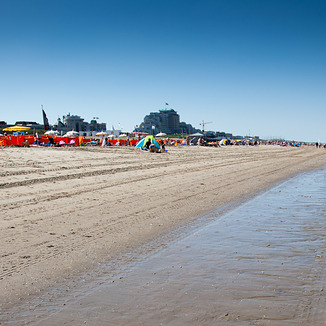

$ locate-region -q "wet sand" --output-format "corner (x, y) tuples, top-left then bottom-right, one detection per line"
(0, 145), (326, 323)
(5, 167), (325, 325)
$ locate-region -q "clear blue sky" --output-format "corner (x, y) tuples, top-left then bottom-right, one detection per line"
(1, 0), (325, 142)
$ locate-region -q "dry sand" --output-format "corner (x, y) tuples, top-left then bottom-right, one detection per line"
(1, 145), (326, 311)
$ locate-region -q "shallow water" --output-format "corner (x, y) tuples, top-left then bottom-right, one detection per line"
(2, 168), (326, 325)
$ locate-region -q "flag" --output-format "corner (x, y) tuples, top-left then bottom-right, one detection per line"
(42, 109), (49, 130)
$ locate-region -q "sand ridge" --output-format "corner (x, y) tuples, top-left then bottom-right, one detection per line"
(0, 145), (326, 308)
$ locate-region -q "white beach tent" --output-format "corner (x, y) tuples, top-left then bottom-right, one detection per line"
(63, 130), (79, 137)
(96, 131), (108, 136)
(190, 132), (204, 137)
(44, 130), (59, 136)
(155, 132), (167, 137)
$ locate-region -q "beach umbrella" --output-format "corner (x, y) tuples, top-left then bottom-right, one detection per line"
(44, 130), (59, 136)
(131, 132), (149, 135)
(64, 130), (79, 137)
(190, 132), (203, 137)
(96, 131), (108, 136)
(3, 126), (31, 132)
(155, 132), (167, 137)
(118, 133), (128, 138)
(107, 134), (115, 138)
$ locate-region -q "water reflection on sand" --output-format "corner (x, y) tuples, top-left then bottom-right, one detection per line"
(3, 168), (326, 325)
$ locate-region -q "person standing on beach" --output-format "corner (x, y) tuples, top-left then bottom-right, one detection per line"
(145, 138), (152, 149)
(161, 140), (166, 152)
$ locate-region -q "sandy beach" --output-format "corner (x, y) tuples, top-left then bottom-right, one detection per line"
(1, 145), (326, 315)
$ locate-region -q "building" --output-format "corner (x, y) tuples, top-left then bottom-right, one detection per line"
(179, 122), (198, 134)
(0, 121), (8, 128)
(53, 113), (107, 134)
(2, 121), (45, 130)
(157, 109), (180, 134)
(89, 119), (106, 132)
(63, 114), (85, 132)
(136, 108), (199, 135)
(215, 131), (227, 139)
(14, 121), (44, 129)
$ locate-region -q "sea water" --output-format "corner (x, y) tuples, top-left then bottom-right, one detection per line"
(2, 167), (326, 325)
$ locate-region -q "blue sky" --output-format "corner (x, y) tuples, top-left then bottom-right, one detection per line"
(0, 0), (325, 142)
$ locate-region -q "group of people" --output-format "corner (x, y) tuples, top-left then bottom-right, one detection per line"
(143, 138), (166, 153)
(315, 142), (326, 148)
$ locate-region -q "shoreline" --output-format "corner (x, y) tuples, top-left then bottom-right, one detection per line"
(1, 145), (326, 311)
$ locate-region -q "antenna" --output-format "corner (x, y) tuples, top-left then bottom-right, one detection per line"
(199, 120), (213, 132)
